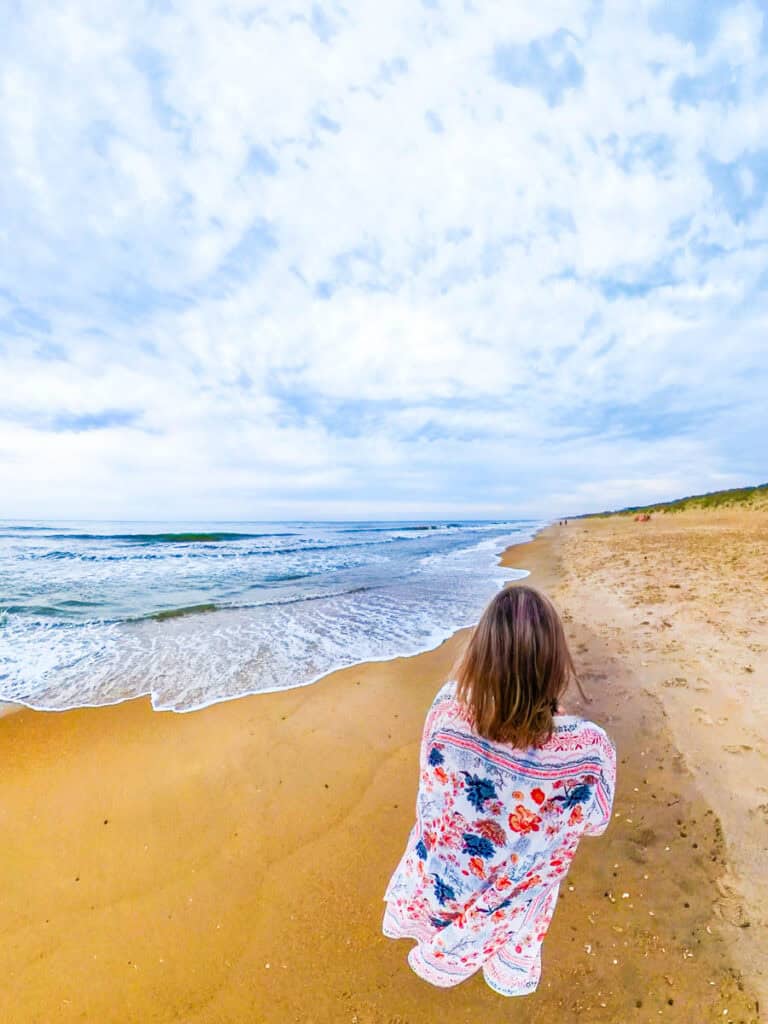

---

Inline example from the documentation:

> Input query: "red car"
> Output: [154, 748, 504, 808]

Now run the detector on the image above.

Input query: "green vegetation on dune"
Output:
[585, 482, 768, 518]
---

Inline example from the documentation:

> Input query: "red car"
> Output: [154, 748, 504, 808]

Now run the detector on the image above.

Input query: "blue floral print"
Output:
[415, 839, 428, 860]
[432, 873, 456, 905]
[430, 915, 454, 928]
[461, 833, 495, 859]
[428, 746, 445, 766]
[558, 783, 592, 809]
[481, 896, 515, 915]
[460, 771, 498, 811]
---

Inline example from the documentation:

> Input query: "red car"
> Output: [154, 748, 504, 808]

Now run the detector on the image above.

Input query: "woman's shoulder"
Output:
[433, 679, 458, 703]
[554, 714, 616, 758]
[428, 679, 469, 723]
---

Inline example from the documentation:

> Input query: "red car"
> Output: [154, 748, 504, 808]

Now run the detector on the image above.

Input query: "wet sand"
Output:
[0, 517, 763, 1023]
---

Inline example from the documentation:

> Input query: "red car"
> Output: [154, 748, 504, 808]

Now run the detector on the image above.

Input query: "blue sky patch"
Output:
[648, 0, 737, 54]
[245, 145, 279, 176]
[705, 150, 768, 223]
[51, 409, 140, 433]
[493, 30, 584, 106]
[672, 64, 741, 107]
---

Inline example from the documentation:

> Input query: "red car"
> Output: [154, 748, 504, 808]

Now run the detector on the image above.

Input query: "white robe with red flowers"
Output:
[383, 681, 616, 996]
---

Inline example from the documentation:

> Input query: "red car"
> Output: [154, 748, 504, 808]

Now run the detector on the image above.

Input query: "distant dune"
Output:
[586, 481, 768, 517]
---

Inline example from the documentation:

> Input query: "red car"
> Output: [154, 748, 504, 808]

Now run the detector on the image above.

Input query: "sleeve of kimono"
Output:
[418, 681, 456, 772]
[583, 730, 617, 836]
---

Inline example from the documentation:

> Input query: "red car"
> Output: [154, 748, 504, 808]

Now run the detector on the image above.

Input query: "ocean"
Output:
[0, 519, 537, 713]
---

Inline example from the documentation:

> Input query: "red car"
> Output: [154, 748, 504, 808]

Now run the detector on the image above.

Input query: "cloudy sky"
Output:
[1, 0, 766, 520]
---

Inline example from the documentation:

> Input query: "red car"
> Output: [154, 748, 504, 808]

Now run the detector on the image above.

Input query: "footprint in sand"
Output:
[714, 879, 751, 928]
[693, 707, 714, 725]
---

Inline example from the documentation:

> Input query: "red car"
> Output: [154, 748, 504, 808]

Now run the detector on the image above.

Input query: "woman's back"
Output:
[399, 680, 614, 904]
[383, 586, 616, 997]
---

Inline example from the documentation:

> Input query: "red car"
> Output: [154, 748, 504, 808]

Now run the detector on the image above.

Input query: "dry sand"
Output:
[536, 508, 768, 1010]
[0, 514, 764, 1023]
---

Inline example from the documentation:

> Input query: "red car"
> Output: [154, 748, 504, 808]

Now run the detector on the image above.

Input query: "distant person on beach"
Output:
[383, 585, 616, 996]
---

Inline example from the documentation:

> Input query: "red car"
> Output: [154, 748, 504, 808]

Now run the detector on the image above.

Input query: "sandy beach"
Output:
[1, 512, 764, 1023]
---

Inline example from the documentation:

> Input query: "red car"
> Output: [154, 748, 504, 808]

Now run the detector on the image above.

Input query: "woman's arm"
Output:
[583, 732, 617, 836]
[418, 681, 456, 773]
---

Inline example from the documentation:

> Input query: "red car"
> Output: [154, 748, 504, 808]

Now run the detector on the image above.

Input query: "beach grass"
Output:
[585, 481, 768, 517]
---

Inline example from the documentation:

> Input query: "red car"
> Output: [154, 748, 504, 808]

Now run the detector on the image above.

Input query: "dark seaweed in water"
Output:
[338, 523, 465, 533]
[44, 532, 296, 544]
[148, 603, 219, 621]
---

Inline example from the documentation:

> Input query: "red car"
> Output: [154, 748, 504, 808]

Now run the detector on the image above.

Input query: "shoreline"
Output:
[1, 517, 762, 1022]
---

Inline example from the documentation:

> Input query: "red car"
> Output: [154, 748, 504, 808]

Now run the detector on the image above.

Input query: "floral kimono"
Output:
[383, 681, 616, 996]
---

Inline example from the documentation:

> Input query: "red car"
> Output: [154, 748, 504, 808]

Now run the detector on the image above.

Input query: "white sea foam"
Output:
[0, 519, 538, 712]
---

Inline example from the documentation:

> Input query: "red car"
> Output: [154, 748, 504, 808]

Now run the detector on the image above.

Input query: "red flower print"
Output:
[474, 819, 507, 846]
[434, 765, 448, 784]
[468, 856, 486, 879]
[511, 790, 524, 800]
[531, 787, 546, 805]
[432, 810, 469, 850]
[497, 875, 512, 890]
[517, 873, 542, 893]
[568, 804, 584, 826]
[508, 804, 542, 834]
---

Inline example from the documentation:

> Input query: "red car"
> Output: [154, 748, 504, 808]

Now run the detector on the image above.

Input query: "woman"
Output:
[382, 585, 616, 997]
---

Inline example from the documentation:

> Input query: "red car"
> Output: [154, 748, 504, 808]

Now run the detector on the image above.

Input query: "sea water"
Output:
[0, 520, 537, 712]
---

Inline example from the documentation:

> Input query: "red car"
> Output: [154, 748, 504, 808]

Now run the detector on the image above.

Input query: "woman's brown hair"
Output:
[455, 585, 584, 748]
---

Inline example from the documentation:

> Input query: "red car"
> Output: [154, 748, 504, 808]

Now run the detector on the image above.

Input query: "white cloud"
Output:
[0, 0, 765, 518]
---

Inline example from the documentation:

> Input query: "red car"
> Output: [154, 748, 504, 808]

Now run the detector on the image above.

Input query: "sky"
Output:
[1, 0, 766, 520]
